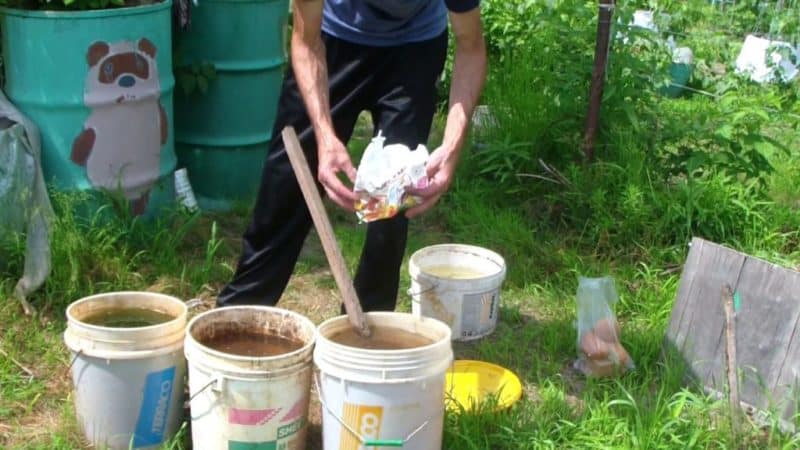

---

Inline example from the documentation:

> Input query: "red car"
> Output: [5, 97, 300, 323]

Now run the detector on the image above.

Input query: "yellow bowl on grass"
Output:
[445, 360, 523, 412]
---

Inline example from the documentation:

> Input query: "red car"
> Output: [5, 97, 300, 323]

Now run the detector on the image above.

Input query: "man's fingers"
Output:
[406, 177, 445, 197]
[345, 165, 357, 183]
[321, 175, 357, 210]
[324, 185, 356, 211]
[404, 193, 441, 219]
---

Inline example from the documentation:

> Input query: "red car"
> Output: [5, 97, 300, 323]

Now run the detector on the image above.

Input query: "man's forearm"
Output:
[442, 15, 487, 155]
[291, 1, 337, 147]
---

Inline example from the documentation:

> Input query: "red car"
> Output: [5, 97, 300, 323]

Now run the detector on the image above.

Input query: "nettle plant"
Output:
[655, 89, 790, 189]
[171, 41, 217, 97]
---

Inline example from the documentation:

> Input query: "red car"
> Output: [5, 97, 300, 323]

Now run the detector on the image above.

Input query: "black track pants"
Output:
[217, 32, 448, 312]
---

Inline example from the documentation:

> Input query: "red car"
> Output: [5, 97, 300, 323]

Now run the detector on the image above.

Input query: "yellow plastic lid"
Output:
[444, 360, 523, 412]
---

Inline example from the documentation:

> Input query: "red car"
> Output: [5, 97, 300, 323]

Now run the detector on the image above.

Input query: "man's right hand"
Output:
[317, 137, 358, 210]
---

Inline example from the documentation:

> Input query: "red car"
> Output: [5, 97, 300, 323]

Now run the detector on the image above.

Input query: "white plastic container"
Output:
[409, 244, 506, 341]
[184, 306, 316, 450]
[64, 292, 188, 450]
[314, 312, 453, 450]
[735, 34, 799, 83]
[174, 167, 198, 211]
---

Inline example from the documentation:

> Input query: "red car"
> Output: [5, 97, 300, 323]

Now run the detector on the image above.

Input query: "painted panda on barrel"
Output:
[71, 38, 168, 215]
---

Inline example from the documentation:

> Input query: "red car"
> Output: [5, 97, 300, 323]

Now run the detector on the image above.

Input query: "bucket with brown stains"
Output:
[185, 306, 317, 450]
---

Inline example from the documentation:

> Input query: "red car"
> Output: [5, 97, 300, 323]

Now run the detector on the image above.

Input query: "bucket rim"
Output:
[316, 356, 454, 385]
[185, 305, 317, 364]
[0, 0, 171, 18]
[316, 312, 452, 355]
[409, 243, 507, 281]
[66, 291, 187, 333]
[65, 328, 185, 359]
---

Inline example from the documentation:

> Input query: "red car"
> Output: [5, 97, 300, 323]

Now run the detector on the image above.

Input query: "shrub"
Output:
[454, 0, 799, 253]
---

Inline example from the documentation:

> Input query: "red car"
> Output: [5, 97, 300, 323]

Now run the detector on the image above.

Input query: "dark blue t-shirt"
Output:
[322, 0, 480, 47]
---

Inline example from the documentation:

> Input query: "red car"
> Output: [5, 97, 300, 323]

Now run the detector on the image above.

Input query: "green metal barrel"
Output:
[174, 0, 289, 211]
[1, 2, 176, 217]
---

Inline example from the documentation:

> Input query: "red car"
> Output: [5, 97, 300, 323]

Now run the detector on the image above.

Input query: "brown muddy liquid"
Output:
[200, 331, 304, 357]
[82, 307, 175, 328]
[329, 326, 434, 350]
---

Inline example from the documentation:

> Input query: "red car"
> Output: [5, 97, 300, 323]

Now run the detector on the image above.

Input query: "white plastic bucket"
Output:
[184, 306, 316, 450]
[409, 244, 506, 341]
[314, 312, 453, 450]
[64, 291, 188, 450]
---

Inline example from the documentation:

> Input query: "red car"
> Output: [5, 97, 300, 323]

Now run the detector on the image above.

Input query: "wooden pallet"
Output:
[666, 237, 800, 427]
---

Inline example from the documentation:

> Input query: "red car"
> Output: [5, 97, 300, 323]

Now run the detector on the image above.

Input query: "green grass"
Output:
[3, 2, 800, 449]
[3, 150, 798, 449]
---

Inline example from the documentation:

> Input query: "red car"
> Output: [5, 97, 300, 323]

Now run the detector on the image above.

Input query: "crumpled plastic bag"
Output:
[353, 131, 429, 222]
[735, 34, 799, 84]
[0, 90, 54, 315]
[573, 276, 635, 377]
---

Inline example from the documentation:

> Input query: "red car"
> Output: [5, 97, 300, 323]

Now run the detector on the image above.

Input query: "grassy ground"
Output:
[2, 108, 799, 449]
[2, 2, 800, 448]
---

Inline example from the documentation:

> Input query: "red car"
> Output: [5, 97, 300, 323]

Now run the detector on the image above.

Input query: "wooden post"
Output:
[582, 0, 615, 162]
[723, 284, 740, 437]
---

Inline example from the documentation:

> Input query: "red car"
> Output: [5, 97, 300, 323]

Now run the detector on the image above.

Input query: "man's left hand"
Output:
[404, 145, 459, 218]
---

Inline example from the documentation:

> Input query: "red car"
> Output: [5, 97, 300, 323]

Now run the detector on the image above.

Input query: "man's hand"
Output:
[404, 146, 459, 218]
[317, 137, 358, 210]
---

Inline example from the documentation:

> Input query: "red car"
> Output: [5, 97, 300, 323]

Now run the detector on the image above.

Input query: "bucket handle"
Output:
[406, 283, 438, 299]
[188, 374, 226, 401]
[186, 298, 206, 319]
[313, 372, 431, 448]
[67, 349, 83, 371]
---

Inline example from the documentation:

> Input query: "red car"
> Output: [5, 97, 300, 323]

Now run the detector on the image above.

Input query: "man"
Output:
[217, 0, 486, 312]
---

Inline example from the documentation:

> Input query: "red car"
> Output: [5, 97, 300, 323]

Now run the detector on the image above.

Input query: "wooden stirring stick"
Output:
[282, 126, 371, 337]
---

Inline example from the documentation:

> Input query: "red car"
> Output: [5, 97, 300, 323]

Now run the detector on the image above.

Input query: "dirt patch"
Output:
[3, 401, 86, 449]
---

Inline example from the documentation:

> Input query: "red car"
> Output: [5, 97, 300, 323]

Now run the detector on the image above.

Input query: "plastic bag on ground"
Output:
[0, 90, 54, 314]
[573, 276, 634, 377]
[353, 131, 429, 223]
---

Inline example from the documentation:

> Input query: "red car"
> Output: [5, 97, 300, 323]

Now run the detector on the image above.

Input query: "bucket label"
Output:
[229, 408, 281, 426]
[132, 366, 176, 447]
[227, 418, 304, 450]
[280, 396, 307, 423]
[339, 404, 383, 450]
[277, 417, 305, 440]
[461, 291, 498, 338]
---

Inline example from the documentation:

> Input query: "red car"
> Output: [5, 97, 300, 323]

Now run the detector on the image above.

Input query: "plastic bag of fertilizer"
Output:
[353, 131, 429, 222]
[573, 276, 635, 377]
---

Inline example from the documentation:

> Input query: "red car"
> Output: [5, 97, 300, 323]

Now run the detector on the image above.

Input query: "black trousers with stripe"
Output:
[217, 31, 448, 312]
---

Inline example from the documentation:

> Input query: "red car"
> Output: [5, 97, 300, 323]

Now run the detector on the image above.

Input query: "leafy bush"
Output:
[474, 1, 668, 181]
[456, 0, 800, 252]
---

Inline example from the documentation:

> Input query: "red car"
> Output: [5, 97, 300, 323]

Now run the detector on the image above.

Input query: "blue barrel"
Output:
[174, 0, 289, 211]
[1, 2, 176, 217]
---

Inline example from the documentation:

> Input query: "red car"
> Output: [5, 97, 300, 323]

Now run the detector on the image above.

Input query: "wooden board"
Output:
[666, 237, 800, 424]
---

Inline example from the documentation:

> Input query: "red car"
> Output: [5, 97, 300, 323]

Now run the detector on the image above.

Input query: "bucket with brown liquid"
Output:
[314, 312, 453, 449]
[184, 306, 316, 450]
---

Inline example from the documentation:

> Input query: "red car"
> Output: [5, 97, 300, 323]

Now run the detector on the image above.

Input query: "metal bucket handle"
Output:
[188, 373, 226, 401]
[313, 372, 432, 448]
[406, 282, 438, 300]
